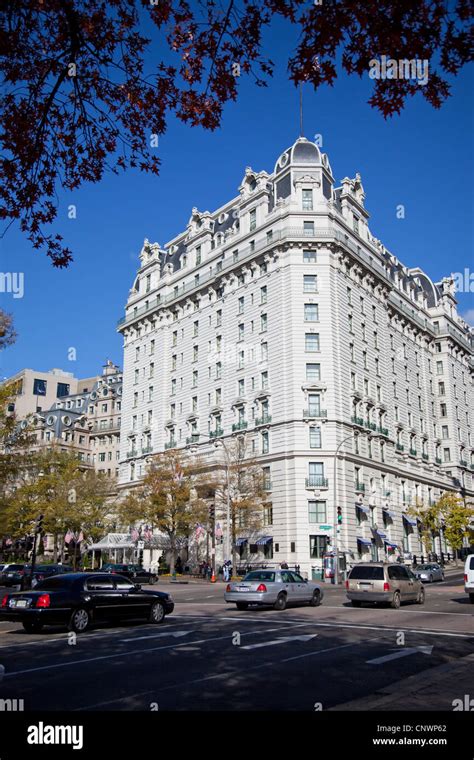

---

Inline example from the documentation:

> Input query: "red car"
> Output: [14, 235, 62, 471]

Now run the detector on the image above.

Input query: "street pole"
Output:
[333, 435, 354, 585]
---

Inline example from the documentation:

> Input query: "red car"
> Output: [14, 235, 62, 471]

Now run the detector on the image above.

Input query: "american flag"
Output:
[144, 528, 153, 542]
[215, 522, 223, 538]
[64, 530, 74, 545]
[131, 528, 139, 542]
[195, 523, 205, 539]
[76, 531, 84, 543]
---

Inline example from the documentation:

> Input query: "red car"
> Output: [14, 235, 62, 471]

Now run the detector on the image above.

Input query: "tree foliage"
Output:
[1, 0, 472, 265]
[2, 446, 114, 561]
[118, 449, 206, 573]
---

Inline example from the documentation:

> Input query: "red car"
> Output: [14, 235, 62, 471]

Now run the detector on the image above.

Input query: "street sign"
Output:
[318, 525, 332, 531]
[137, 540, 145, 550]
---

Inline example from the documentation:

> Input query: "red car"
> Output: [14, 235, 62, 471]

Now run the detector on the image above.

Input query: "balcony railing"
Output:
[409, 448, 417, 457]
[459, 460, 468, 468]
[232, 421, 248, 432]
[351, 415, 364, 427]
[186, 435, 200, 445]
[435, 457, 442, 464]
[306, 476, 328, 489]
[396, 444, 404, 452]
[384, 490, 391, 497]
[126, 450, 137, 459]
[365, 421, 377, 431]
[263, 480, 272, 491]
[304, 409, 327, 419]
[164, 440, 177, 450]
[355, 482, 365, 492]
[255, 415, 272, 426]
[209, 428, 224, 438]
[422, 453, 429, 461]
[141, 445, 153, 454]
[377, 426, 389, 436]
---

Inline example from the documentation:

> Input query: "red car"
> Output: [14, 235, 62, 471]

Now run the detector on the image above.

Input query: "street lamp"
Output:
[333, 433, 356, 585]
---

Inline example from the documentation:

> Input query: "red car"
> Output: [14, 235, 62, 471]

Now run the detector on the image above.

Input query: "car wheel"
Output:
[309, 590, 321, 607]
[68, 607, 91, 633]
[469, 594, 474, 604]
[273, 593, 287, 611]
[417, 587, 425, 605]
[148, 577, 154, 585]
[236, 602, 248, 611]
[390, 591, 401, 609]
[22, 620, 43, 633]
[149, 601, 165, 624]
[351, 600, 362, 608]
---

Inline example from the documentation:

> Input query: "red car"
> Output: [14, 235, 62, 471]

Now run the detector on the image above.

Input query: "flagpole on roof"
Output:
[299, 82, 303, 137]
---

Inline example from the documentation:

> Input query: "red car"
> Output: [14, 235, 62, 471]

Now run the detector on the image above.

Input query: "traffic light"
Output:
[209, 503, 215, 520]
[36, 514, 44, 534]
[337, 507, 343, 525]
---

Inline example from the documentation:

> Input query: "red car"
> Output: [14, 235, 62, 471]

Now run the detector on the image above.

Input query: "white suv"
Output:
[465, 554, 474, 603]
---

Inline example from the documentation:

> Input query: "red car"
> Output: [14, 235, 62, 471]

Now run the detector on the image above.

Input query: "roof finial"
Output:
[299, 83, 304, 137]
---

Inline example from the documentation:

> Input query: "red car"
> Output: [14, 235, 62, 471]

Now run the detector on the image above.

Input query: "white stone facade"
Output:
[118, 138, 474, 576]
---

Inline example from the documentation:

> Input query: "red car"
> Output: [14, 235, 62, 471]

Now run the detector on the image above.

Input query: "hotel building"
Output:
[117, 137, 474, 576]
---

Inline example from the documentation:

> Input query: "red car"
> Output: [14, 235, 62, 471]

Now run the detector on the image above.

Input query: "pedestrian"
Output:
[222, 562, 228, 582]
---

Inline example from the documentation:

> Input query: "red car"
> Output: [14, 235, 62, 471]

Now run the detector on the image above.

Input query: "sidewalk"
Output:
[330, 653, 474, 711]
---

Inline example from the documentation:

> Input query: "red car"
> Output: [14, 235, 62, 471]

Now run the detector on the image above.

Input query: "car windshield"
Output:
[4, 564, 24, 571]
[243, 571, 275, 582]
[417, 565, 435, 570]
[349, 566, 384, 580]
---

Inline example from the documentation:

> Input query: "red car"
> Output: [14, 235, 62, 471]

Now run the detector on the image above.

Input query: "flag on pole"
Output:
[77, 531, 84, 543]
[64, 530, 73, 545]
[215, 522, 223, 538]
[195, 523, 205, 539]
[131, 528, 139, 542]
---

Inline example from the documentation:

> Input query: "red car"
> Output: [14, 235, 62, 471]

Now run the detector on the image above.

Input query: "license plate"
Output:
[237, 586, 250, 592]
[15, 600, 28, 608]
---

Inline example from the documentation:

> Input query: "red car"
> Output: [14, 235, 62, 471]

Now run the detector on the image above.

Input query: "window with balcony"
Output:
[260, 286, 267, 304]
[260, 313, 267, 332]
[261, 431, 269, 454]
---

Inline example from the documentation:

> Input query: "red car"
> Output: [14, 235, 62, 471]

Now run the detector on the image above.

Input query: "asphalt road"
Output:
[0, 574, 472, 712]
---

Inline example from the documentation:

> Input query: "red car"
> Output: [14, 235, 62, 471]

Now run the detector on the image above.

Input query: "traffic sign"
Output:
[318, 525, 332, 531]
[137, 540, 145, 550]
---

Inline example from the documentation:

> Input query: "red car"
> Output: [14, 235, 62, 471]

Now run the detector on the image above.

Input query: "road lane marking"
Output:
[121, 630, 194, 643]
[367, 645, 434, 665]
[2, 626, 306, 678]
[242, 634, 317, 650]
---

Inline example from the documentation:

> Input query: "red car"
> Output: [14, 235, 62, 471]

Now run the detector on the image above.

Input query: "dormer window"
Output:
[249, 208, 257, 231]
[302, 189, 313, 211]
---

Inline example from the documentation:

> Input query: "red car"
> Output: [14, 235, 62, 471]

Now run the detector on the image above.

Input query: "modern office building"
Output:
[4, 367, 82, 418]
[117, 136, 474, 576]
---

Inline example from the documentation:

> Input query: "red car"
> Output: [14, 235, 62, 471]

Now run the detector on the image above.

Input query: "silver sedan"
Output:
[413, 563, 445, 583]
[224, 569, 324, 611]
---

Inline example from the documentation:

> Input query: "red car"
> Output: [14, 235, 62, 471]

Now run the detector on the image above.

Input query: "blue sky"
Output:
[0, 15, 473, 380]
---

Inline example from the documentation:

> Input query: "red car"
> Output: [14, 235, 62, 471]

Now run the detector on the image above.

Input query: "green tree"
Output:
[203, 437, 266, 573]
[436, 492, 474, 565]
[408, 499, 442, 556]
[118, 449, 206, 574]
